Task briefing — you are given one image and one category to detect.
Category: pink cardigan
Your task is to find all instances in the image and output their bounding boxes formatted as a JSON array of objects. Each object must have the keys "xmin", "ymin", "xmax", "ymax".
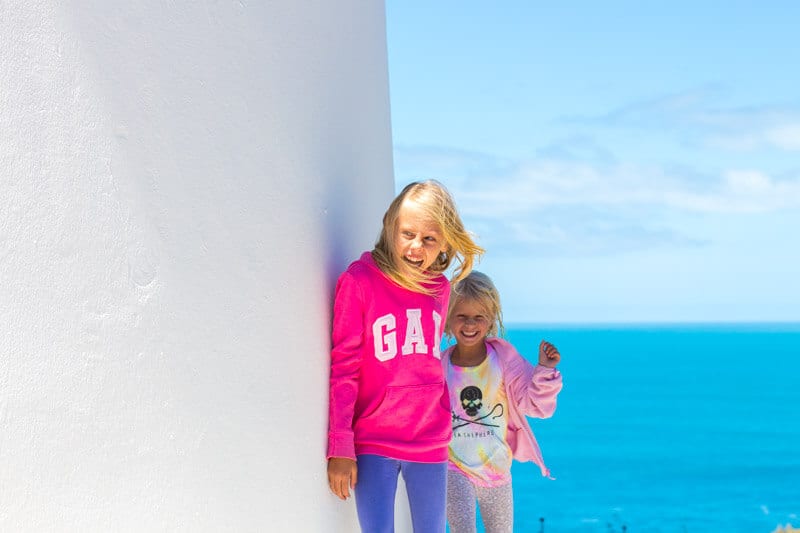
[{"xmin": 442, "ymin": 336, "xmax": 562, "ymax": 477}]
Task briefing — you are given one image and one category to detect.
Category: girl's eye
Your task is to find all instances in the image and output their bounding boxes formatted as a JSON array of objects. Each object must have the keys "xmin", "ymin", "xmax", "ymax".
[
  {"xmin": 424, "ymin": 236, "xmax": 437, "ymax": 243},
  {"xmin": 455, "ymin": 315, "xmax": 489, "ymax": 324}
]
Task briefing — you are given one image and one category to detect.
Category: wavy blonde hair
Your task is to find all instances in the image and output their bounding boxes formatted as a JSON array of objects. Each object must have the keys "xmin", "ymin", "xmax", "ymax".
[
  {"xmin": 445, "ymin": 271, "xmax": 505, "ymax": 338},
  {"xmin": 372, "ymin": 180, "xmax": 484, "ymax": 294}
]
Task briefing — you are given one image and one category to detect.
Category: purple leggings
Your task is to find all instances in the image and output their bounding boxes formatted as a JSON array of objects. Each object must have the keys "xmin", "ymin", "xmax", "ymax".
[{"xmin": 355, "ymin": 454, "xmax": 447, "ymax": 533}]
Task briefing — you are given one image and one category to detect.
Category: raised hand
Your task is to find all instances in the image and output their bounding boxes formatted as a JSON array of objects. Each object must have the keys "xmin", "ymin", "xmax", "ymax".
[{"xmin": 538, "ymin": 340, "xmax": 560, "ymax": 368}]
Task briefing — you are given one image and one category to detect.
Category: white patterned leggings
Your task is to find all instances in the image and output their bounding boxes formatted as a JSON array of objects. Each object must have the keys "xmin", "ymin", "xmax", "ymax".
[{"xmin": 446, "ymin": 470, "xmax": 513, "ymax": 533}]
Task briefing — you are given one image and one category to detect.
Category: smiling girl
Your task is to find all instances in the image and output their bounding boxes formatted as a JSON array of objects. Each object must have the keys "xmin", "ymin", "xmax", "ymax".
[
  {"xmin": 443, "ymin": 271, "xmax": 563, "ymax": 533},
  {"xmin": 327, "ymin": 180, "xmax": 483, "ymax": 532}
]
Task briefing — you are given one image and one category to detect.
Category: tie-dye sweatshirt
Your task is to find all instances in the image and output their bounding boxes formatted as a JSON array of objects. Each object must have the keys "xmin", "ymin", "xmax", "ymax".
[
  {"xmin": 327, "ymin": 251, "xmax": 451, "ymax": 463},
  {"xmin": 442, "ymin": 337, "xmax": 562, "ymax": 478}
]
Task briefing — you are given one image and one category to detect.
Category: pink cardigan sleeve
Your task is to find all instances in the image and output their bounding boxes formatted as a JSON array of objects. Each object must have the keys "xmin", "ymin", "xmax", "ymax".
[
  {"xmin": 326, "ymin": 272, "xmax": 365, "ymax": 460},
  {"xmin": 496, "ymin": 338, "xmax": 562, "ymax": 418}
]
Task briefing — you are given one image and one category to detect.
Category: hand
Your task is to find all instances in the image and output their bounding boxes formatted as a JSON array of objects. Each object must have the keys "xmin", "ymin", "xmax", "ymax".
[
  {"xmin": 328, "ymin": 457, "xmax": 358, "ymax": 500},
  {"xmin": 538, "ymin": 340, "xmax": 560, "ymax": 368}
]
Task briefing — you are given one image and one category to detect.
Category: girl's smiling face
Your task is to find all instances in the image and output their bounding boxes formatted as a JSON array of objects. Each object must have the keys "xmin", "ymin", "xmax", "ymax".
[
  {"xmin": 393, "ymin": 198, "xmax": 447, "ymax": 274},
  {"xmin": 449, "ymin": 298, "xmax": 492, "ymax": 349}
]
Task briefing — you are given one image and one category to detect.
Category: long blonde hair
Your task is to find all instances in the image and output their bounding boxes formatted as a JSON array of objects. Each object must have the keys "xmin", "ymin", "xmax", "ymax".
[
  {"xmin": 372, "ymin": 180, "xmax": 484, "ymax": 294},
  {"xmin": 445, "ymin": 271, "xmax": 505, "ymax": 338}
]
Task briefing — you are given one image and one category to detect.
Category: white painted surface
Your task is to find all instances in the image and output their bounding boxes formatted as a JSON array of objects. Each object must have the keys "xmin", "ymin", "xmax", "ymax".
[{"xmin": 1, "ymin": 2, "xmax": 399, "ymax": 531}]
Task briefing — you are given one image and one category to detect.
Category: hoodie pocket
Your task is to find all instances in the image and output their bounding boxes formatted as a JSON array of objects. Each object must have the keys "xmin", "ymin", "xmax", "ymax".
[{"xmin": 357, "ymin": 382, "xmax": 451, "ymax": 443}]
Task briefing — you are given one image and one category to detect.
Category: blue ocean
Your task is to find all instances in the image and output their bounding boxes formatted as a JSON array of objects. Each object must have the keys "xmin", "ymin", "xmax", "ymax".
[{"xmin": 493, "ymin": 323, "xmax": 800, "ymax": 533}]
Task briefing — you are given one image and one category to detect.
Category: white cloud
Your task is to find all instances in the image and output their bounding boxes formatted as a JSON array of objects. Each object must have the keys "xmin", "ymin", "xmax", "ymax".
[
  {"xmin": 394, "ymin": 88, "xmax": 800, "ymax": 259},
  {"xmin": 428, "ymin": 158, "xmax": 800, "ymax": 257},
  {"xmin": 565, "ymin": 87, "xmax": 800, "ymax": 154},
  {"xmin": 766, "ymin": 124, "xmax": 800, "ymax": 150},
  {"xmin": 396, "ymin": 141, "xmax": 800, "ymax": 256},
  {"xmin": 455, "ymin": 160, "xmax": 800, "ymax": 218},
  {"xmin": 665, "ymin": 170, "xmax": 800, "ymax": 213},
  {"xmin": 707, "ymin": 122, "xmax": 800, "ymax": 152}
]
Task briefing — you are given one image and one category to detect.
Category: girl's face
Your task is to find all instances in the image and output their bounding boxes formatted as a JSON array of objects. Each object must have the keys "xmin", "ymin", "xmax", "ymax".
[
  {"xmin": 393, "ymin": 198, "xmax": 447, "ymax": 274},
  {"xmin": 449, "ymin": 298, "xmax": 493, "ymax": 349}
]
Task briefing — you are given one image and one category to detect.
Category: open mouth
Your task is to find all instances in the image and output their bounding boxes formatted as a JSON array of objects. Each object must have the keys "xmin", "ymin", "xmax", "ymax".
[
  {"xmin": 460, "ymin": 330, "xmax": 480, "ymax": 339},
  {"xmin": 403, "ymin": 256, "xmax": 424, "ymax": 268}
]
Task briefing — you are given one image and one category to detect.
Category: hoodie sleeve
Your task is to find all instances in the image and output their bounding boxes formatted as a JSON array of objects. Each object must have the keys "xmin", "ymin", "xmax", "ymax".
[
  {"xmin": 500, "ymin": 339, "xmax": 563, "ymax": 419},
  {"xmin": 326, "ymin": 271, "xmax": 365, "ymax": 460}
]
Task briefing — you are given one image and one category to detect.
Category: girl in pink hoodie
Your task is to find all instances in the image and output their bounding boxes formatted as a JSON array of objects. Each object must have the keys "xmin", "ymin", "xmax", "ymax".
[
  {"xmin": 327, "ymin": 180, "xmax": 483, "ymax": 532},
  {"xmin": 442, "ymin": 271, "xmax": 563, "ymax": 533}
]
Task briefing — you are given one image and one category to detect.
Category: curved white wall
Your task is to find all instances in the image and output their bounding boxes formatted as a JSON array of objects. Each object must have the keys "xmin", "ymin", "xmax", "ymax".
[{"xmin": 1, "ymin": 2, "xmax": 395, "ymax": 531}]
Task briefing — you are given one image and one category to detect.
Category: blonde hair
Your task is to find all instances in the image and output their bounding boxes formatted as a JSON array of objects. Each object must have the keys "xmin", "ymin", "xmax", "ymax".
[
  {"xmin": 445, "ymin": 271, "xmax": 505, "ymax": 338},
  {"xmin": 372, "ymin": 180, "xmax": 484, "ymax": 294}
]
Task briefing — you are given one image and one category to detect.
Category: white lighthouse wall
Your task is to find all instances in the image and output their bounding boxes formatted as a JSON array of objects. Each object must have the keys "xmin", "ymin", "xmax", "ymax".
[{"xmin": 1, "ymin": 2, "xmax": 398, "ymax": 531}]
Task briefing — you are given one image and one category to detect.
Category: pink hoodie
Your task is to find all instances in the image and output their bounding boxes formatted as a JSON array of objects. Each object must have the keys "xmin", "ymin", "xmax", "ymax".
[
  {"xmin": 327, "ymin": 252, "xmax": 452, "ymax": 463},
  {"xmin": 442, "ymin": 337, "xmax": 562, "ymax": 477}
]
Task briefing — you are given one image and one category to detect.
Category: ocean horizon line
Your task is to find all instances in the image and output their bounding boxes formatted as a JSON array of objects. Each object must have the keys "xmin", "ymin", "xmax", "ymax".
[{"xmin": 505, "ymin": 320, "xmax": 800, "ymax": 331}]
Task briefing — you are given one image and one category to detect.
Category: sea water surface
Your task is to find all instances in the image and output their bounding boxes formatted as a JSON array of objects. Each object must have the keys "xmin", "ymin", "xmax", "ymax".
[{"xmin": 494, "ymin": 323, "xmax": 799, "ymax": 533}]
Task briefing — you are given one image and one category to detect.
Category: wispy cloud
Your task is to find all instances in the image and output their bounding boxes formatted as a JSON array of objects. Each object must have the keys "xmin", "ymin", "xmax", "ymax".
[
  {"xmin": 463, "ymin": 206, "xmax": 704, "ymax": 258},
  {"xmin": 565, "ymin": 86, "xmax": 723, "ymax": 130},
  {"xmin": 401, "ymin": 149, "xmax": 800, "ymax": 215},
  {"xmin": 706, "ymin": 121, "xmax": 800, "ymax": 152},
  {"xmin": 566, "ymin": 87, "xmax": 800, "ymax": 153},
  {"xmin": 394, "ymin": 89, "xmax": 800, "ymax": 257},
  {"xmin": 395, "ymin": 144, "xmax": 800, "ymax": 257},
  {"xmin": 766, "ymin": 124, "xmax": 800, "ymax": 150},
  {"xmin": 560, "ymin": 85, "xmax": 800, "ymax": 157},
  {"xmin": 670, "ymin": 169, "xmax": 800, "ymax": 213}
]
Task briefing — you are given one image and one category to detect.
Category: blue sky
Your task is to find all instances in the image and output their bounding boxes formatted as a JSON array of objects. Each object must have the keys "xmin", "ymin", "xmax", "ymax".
[{"xmin": 385, "ymin": 2, "xmax": 800, "ymax": 323}]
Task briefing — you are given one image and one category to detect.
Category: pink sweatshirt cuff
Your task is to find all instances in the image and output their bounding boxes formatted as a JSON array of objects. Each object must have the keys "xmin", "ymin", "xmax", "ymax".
[{"xmin": 327, "ymin": 432, "xmax": 356, "ymax": 460}]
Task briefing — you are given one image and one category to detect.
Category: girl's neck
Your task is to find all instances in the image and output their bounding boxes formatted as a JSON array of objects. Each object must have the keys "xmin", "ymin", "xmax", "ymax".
[{"xmin": 451, "ymin": 341, "xmax": 487, "ymax": 367}]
